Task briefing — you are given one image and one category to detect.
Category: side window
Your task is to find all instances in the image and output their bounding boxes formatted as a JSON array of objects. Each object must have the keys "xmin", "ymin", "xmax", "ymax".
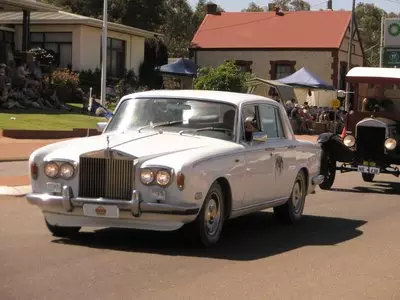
[{"xmin": 258, "ymin": 104, "xmax": 285, "ymax": 139}]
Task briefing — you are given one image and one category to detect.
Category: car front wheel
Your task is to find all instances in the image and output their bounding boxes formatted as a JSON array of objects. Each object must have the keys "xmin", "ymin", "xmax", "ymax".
[
  {"xmin": 319, "ymin": 149, "xmax": 336, "ymax": 190},
  {"xmin": 193, "ymin": 182, "xmax": 225, "ymax": 247},
  {"xmin": 45, "ymin": 217, "xmax": 81, "ymax": 238},
  {"xmin": 273, "ymin": 170, "xmax": 306, "ymax": 224}
]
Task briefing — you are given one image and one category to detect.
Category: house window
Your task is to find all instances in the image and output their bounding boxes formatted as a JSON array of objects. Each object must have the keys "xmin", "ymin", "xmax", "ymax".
[
  {"xmin": 339, "ymin": 61, "xmax": 347, "ymax": 90},
  {"xmin": 30, "ymin": 32, "xmax": 72, "ymax": 68},
  {"xmin": 0, "ymin": 30, "xmax": 14, "ymax": 49},
  {"xmin": 235, "ymin": 60, "xmax": 252, "ymax": 73},
  {"xmin": 270, "ymin": 60, "xmax": 296, "ymax": 80},
  {"xmin": 101, "ymin": 37, "xmax": 126, "ymax": 78}
]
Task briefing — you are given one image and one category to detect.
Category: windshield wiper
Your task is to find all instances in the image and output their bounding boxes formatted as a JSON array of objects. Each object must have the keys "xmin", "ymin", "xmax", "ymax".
[
  {"xmin": 179, "ymin": 127, "xmax": 233, "ymax": 135},
  {"xmin": 138, "ymin": 120, "xmax": 183, "ymax": 133}
]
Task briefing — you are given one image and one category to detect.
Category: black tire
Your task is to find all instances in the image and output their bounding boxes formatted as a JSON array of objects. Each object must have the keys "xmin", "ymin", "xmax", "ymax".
[
  {"xmin": 45, "ymin": 218, "xmax": 81, "ymax": 238},
  {"xmin": 193, "ymin": 182, "xmax": 225, "ymax": 247},
  {"xmin": 362, "ymin": 173, "xmax": 375, "ymax": 182},
  {"xmin": 273, "ymin": 171, "xmax": 307, "ymax": 224},
  {"xmin": 319, "ymin": 149, "xmax": 336, "ymax": 190}
]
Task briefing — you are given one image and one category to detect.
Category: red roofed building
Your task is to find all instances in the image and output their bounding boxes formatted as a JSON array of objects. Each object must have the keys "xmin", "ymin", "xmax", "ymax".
[{"xmin": 190, "ymin": 5, "xmax": 365, "ymax": 90}]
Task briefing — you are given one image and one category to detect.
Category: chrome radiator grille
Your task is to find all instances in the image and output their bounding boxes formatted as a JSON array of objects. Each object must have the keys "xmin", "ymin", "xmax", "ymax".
[{"xmin": 78, "ymin": 157, "xmax": 134, "ymax": 200}]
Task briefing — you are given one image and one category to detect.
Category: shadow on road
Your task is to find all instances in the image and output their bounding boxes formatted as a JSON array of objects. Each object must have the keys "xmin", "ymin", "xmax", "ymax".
[
  {"xmin": 52, "ymin": 212, "xmax": 366, "ymax": 261},
  {"xmin": 331, "ymin": 180, "xmax": 400, "ymax": 195}
]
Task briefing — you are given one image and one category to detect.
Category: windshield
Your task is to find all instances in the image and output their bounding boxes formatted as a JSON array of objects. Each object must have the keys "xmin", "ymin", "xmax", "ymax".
[
  {"xmin": 357, "ymin": 83, "xmax": 400, "ymax": 113},
  {"xmin": 105, "ymin": 97, "xmax": 237, "ymax": 141}
]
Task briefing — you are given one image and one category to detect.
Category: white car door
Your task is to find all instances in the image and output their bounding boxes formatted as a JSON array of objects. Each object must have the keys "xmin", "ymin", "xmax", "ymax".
[
  {"xmin": 258, "ymin": 103, "xmax": 298, "ymax": 200},
  {"xmin": 240, "ymin": 104, "xmax": 275, "ymax": 206}
]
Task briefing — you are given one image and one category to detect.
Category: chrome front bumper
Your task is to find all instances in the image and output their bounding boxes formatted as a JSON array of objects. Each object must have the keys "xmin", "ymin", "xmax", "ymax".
[{"xmin": 26, "ymin": 186, "xmax": 200, "ymax": 231}]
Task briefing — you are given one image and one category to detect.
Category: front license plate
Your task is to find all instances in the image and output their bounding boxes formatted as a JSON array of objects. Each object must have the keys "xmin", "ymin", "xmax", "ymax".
[
  {"xmin": 357, "ymin": 165, "xmax": 380, "ymax": 175},
  {"xmin": 83, "ymin": 204, "xmax": 119, "ymax": 218}
]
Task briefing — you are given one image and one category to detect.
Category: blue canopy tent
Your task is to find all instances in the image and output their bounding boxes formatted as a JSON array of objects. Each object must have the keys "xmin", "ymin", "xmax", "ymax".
[
  {"xmin": 158, "ymin": 58, "xmax": 198, "ymax": 77},
  {"xmin": 277, "ymin": 67, "xmax": 335, "ymax": 91}
]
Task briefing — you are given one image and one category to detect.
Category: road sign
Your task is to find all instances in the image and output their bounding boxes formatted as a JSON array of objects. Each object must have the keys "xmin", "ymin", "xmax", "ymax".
[
  {"xmin": 331, "ymin": 99, "xmax": 340, "ymax": 109},
  {"xmin": 383, "ymin": 48, "xmax": 400, "ymax": 67},
  {"xmin": 384, "ymin": 18, "xmax": 400, "ymax": 47}
]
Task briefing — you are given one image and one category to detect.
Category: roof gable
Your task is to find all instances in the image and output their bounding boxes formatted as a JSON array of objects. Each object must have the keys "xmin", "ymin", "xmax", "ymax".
[{"xmin": 191, "ymin": 11, "xmax": 351, "ymax": 49}]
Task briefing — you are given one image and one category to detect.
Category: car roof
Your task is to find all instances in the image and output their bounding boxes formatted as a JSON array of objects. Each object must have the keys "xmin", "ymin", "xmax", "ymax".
[{"xmin": 121, "ymin": 89, "xmax": 277, "ymax": 106}]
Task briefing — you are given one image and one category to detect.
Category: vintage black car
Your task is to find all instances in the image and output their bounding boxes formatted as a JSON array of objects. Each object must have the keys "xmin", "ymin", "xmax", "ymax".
[{"xmin": 318, "ymin": 67, "xmax": 400, "ymax": 189}]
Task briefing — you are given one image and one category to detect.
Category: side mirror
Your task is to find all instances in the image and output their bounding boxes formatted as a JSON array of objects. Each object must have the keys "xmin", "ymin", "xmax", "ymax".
[
  {"xmin": 337, "ymin": 90, "xmax": 346, "ymax": 100},
  {"xmin": 96, "ymin": 122, "xmax": 107, "ymax": 133},
  {"xmin": 252, "ymin": 132, "xmax": 268, "ymax": 143},
  {"xmin": 349, "ymin": 110, "xmax": 354, "ymax": 115}
]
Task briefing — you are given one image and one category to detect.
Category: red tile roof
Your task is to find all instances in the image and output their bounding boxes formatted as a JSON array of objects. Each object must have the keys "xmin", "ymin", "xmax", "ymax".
[{"xmin": 191, "ymin": 11, "xmax": 351, "ymax": 49}]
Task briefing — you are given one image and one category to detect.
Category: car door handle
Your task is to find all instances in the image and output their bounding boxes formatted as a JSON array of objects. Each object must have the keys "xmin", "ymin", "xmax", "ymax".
[
  {"xmin": 265, "ymin": 147, "xmax": 275, "ymax": 151},
  {"xmin": 286, "ymin": 145, "xmax": 297, "ymax": 149}
]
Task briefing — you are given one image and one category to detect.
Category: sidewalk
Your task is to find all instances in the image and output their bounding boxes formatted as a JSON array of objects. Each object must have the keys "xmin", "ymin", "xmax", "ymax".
[{"xmin": 0, "ymin": 135, "xmax": 319, "ymax": 195}]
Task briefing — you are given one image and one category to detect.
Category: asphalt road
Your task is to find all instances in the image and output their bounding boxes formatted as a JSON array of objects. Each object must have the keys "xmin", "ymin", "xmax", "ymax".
[{"xmin": 1, "ymin": 172, "xmax": 400, "ymax": 300}]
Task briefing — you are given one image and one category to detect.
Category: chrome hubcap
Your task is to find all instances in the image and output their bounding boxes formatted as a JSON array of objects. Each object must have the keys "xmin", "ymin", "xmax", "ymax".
[
  {"xmin": 292, "ymin": 181, "xmax": 303, "ymax": 213},
  {"xmin": 204, "ymin": 194, "xmax": 221, "ymax": 236}
]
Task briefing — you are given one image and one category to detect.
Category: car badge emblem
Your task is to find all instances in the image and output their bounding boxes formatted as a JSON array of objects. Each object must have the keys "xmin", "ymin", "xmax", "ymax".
[{"xmin": 95, "ymin": 206, "xmax": 107, "ymax": 216}]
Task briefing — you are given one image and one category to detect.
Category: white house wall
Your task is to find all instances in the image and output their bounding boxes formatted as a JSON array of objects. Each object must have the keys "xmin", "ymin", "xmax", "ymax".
[{"xmin": 14, "ymin": 24, "xmax": 146, "ymax": 75}]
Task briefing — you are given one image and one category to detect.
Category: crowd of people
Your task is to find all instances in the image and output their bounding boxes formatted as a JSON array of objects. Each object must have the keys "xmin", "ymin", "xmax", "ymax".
[
  {"xmin": 284, "ymin": 100, "xmax": 346, "ymax": 134},
  {"xmin": 0, "ymin": 58, "xmax": 71, "ymax": 111}
]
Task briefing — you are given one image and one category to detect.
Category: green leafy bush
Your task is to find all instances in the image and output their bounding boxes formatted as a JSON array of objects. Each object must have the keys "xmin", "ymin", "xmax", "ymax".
[
  {"xmin": 44, "ymin": 68, "xmax": 80, "ymax": 88},
  {"xmin": 194, "ymin": 61, "xmax": 254, "ymax": 93}
]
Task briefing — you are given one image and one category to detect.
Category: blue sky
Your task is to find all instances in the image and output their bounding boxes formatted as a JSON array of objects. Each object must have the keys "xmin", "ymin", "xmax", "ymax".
[{"xmin": 187, "ymin": 0, "xmax": 400, "ymax": 12}]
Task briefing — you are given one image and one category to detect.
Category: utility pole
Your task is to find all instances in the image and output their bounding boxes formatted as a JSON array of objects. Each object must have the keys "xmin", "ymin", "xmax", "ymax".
[
  {"xmin": 100, "ymin": 0, "xmax": 108, "ymax": 106},
  {"xmin": 344, "ymin": 0, "xmax": 356, "ymax": 112},
  {"xmin": 379, "ymin": 13, "xmax": 385, "ymax": 67}
]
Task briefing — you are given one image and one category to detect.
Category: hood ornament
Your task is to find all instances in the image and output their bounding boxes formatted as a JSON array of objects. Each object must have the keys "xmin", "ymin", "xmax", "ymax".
[{"xmin": 106, "ymin": 136, "xmax": 110, "ymax": 149}]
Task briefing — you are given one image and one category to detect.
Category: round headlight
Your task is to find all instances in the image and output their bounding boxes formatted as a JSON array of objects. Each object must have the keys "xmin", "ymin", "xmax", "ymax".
[
  {"xmin": 156, "ymin": 170, "xmax": 171, "ymax": 186},
  {"xmin": 60, "ymin": 163, "xmax": 75, "ymax": 179},
  {"xmin": 343, "ymin": 135, "xmax": 355, "ymax": 147},
  {"xmin": 384, "ymin": 138, "xmax": 397, "ymax": 150},
  {"xmin": 44, "ymin": 162, "xmax": 59, "ymax": 178},
  {"xmin": 140, "ymin": 168, "xmax": 154, "ymax": 185}
]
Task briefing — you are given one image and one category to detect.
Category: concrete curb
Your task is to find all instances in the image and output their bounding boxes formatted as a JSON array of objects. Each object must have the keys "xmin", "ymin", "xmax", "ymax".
[{"xmin": 0, "ymin": 185, "xmax": 31, "ymax": 196}]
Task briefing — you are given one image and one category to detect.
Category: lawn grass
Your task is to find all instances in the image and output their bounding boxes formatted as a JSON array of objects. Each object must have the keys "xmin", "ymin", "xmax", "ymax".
[{"xmin": 0, "ymin": 110, "xmax": 104, "ymax": 130}]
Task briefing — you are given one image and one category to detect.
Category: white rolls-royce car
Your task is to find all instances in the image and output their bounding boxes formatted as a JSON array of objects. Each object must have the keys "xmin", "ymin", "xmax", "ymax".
[{"xmin": 27, "ymin": 90, "xmax": 323, "ymax": 247}]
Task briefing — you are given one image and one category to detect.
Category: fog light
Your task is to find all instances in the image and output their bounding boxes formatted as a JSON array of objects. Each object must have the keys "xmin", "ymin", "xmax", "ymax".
[
  {"xmin": 384, "ymin": 138, "xmax": 397, "ymax": 150},
  {"xmin": 343, "ymin": 135, "xmax": 355, "ymax": 147}
]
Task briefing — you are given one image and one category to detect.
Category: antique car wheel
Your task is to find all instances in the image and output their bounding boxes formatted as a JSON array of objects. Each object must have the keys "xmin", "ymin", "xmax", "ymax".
[
  {"xmin": 194, "ymin": 182, "xmax": 225, "ymax": 247},
  {"xmin": 362, "ymin": 173, "xmax": 375, "ymax": 182},
  {"xmin": 319, "ymin": 149, "xmax": 336, "ymax": 190},
  {"xmin": 273, "ymin": 171, "xmax": 306, "ymax": 224},
  {"xmin": 44, "ymin": 217, "xmax": 81, "ymax": 238}
]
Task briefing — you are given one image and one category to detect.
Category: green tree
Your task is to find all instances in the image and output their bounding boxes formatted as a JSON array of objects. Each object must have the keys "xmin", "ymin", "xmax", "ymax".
[
  {"xmin": 162, "ymin": 0, "xmax": 195, "ymax": 57},
  {"xmin": 242, "ymin": 2, "xmax": 265, "ymax": 12},
  {"xmin": 192, "ymin": 0, "xmax": 224, "ymax": 34},
  {"xmin": 267, "ymin": 0, "xmax": 310, "ymax": 11},
  {"xmin": 355, "ymin": 3, "xmax": 386, "ymax": 67},
  {"xmin": 194, "ymin": 61, "xmax": 253, "ymax": 93}
]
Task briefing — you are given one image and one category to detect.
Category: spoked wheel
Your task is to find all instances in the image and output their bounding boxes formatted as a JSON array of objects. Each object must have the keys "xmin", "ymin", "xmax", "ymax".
[
  {"xmin": 274, "ymin": 171, "xmax": 307, "ymax": 224},
  {"xmin": 192, "ymin": 182, "xmax": 225, "ymax": 247},
  {"xmin": 362, "ymin": 173, "xmax": 375, "ymax": 182},
  {"xmin": 45, "ymin": 217, "xmax": 81, "ymax": 238},
  {"xmin": 319, "ymin": 149, "xmax": 336, "ymax": 190}
]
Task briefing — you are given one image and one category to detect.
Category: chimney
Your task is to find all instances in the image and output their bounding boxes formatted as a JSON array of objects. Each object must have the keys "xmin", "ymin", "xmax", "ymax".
[
  {"xmin": 327, "ymin": 0, "xmax": 332, "ymax": 10},
  {"xmin": 274, "ymin": 6, "xmax": 284, "ymax": 16},
  {"xmin": 206, "ymin": 3, "xmax": 219, "ymax": 15}
]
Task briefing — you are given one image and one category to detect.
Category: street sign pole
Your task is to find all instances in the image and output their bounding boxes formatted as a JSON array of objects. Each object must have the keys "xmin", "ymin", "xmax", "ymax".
[
  {"xmin": 380, "ymin": 13, "xmax": 384, "ymax": 67},
  {"xmin": 100, "ymin": 0, "xmax": 108, "ymax": 106},
  {"xmin": 345, "ymin": 0, "xmax": 356, "ymax": 112}
]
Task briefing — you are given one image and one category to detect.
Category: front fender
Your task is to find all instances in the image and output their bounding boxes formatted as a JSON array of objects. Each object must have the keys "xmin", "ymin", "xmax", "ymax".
[{"xmin": 317, "ymin": 133, "xmax": 354, "ymax": 163}]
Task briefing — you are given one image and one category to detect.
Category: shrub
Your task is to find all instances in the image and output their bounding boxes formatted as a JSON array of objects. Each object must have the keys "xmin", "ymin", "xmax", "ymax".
[
  {"xmin": 43, "ymin": 68, "xmax": 80, "ymax": 88},
  {"xmin": 194, "ymin": 60, "xmax": 254, "ymax": 93},
  {"xmin": 79, "ymin": 68, "xmax": 101, "ymax": 94}
]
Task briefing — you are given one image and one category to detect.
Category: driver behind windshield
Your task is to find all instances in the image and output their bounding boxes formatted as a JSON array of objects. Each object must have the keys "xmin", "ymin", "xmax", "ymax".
[{"xmin": 362, "ymin": 84, "xmax": 394, "ymax": 112}]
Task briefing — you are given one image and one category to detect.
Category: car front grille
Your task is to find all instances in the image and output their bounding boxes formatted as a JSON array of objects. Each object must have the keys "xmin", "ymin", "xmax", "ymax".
[
  {"xmin": 356, "ymin": 126, "xmax": 385, "ymax": 160},
  {"xmin": 78, "ymin": 156, "xmax": 134, "ymax": 200}
]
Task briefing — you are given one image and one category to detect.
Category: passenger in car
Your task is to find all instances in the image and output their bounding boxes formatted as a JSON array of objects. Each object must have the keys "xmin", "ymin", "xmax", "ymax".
[{"xmin": 244, "ymin": 116, "xmax": 258, "ymax": 142}]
